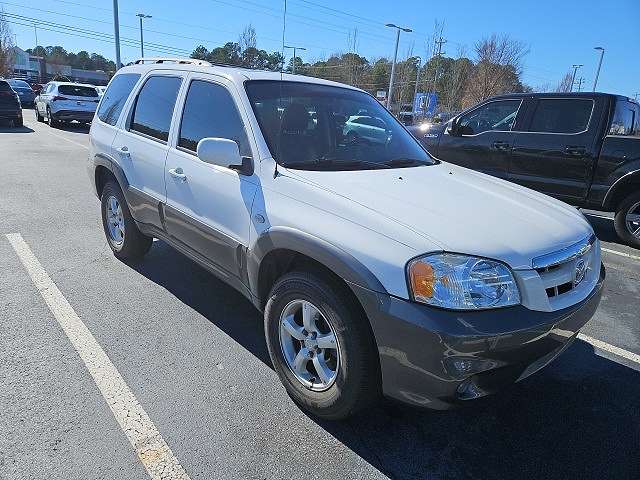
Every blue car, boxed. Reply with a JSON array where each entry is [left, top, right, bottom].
[[7, 79, 36, 107]]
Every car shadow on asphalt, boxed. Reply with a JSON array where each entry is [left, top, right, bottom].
[[54, 122, 91, 133], [584, 212, 621, 244], [0, 124, 35, 133], [131, 241, 640, 480]]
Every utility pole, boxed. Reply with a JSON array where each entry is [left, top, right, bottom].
[[34, 24, 38, 49], [385, 23, 412, 111], [576, 77, 584, 92], [284, 45, 306, 74], [113, 0, 121, 70], [136, 13, 152, 58], [428, 36, 446, 114], [593, 47, 605, 92], [570, 64, 583, 92]]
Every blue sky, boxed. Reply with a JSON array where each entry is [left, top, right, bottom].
[[5, 0, 639, 97]]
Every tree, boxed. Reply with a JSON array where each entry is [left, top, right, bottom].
[[191, 45, 209, 60], [556, 71, 573, 93], [0, 10, 15, 77], [239, 24, 256, 52]]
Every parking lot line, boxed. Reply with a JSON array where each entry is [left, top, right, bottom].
[[601, 247, 640, 262], [28, 120, 89, 150], [5, 233, 192, 480], [577, 333, 640, 366]]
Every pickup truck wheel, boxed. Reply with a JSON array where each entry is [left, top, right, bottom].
[[264, 271, 380, 420], [614, 192, 640, 249], [100, 181, 152, 260]]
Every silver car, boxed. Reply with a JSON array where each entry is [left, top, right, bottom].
[[35, 81, 99, 127], [6, 79, 36, 107]]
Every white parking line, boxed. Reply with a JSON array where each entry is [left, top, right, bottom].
[[27, 120, 89, 150], [601, 247, 640, 261], [577, 333, 640, 366], [5, 233, 191, 480]]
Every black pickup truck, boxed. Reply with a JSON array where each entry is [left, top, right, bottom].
[[410, 92, 640, 247]]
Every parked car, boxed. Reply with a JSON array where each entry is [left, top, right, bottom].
[[343, 115, 390, 144], [89, 58, 604, 420], [35, 81, 100, 127], [6, 79, 36, 107], [0, 80, 23, 127], [409, 92, 640, 248]]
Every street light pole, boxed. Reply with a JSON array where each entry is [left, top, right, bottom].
[[413, 56, 421, 118], [385, 23, 412, 111], [112, 0, 121, 69], [284, 45, 306, 74], [570, 64, 582, 92], [136, 13, 152, 59], [592, 47, 605, 92]]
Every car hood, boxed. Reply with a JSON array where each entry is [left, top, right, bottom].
[[284, 162, 593, 270]]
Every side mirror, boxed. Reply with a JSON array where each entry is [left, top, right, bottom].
[[447, 118, 459, 136], [196, 137, 252, 175]]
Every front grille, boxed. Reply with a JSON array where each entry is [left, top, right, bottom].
[[533, 235, 596, 299]]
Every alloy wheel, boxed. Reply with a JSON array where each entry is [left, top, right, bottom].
[[106, 195, 125, 246], [279, 299, 340, 391], [625, 201, 640, 239]]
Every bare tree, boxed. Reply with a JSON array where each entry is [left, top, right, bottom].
[[239, 24, 257, 52], [555, 71, 573, 92], [464, 34, 529, 106], [0, 10, 15, 77]]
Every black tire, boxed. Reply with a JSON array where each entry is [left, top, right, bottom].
[[35, 108, 44, 122], [614, 191, 640, 249], [46, 107, 58, 127], [13, 118, 23, 128], [100, 181, 152, 260], [264, 271, 380, 420]]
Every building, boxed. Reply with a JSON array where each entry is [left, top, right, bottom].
[[10, 46, 109, 85]]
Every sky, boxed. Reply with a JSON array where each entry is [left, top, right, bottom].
[[4, 0, 639, 97]]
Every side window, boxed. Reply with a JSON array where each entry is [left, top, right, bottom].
[[130, 76, 182, 142], [178, 80, 251, 157], [528, 99, 593, 134], [609, 101, 635, 136], [458, 100, 521, 135], [97, 74, 140, 126]]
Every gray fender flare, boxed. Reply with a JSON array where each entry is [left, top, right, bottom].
[[93, 153, 130, 197]]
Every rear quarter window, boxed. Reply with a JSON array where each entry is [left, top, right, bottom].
[[97, 73, 141, 126], [58, 85, 99, 97], [528, 98, 594, 134]]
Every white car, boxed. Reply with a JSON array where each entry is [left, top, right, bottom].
[[343, 114, 390, 144], [88, 58, 604, 420], [35, 81, 99, 126]]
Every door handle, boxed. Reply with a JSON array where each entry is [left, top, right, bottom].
[[564, 146, 587, 156], [492, 141, 511, 151], [117, 146, 130, 157], [168, 167, 187, 182]]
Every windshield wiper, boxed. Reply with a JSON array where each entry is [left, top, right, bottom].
[[383, 158, 427, 167], [316, 157, 391, 169]]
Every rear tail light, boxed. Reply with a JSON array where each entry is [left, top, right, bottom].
[[52, 96, 69, 101]]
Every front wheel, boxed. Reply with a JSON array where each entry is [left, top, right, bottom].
[[100, 181, 152, 260], [264, 271, 380, 420], [35, 108, 44, 122], [614, 192, 640, 249], [46, 107, 58, 127]]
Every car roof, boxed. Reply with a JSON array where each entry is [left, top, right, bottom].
[[116, 59, 365, 93], [487, 91, 636, 103]]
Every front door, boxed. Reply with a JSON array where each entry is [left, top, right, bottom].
[[164, 74, 258, 280], [111, 72, 184, 228], [509, 96, 604, 204], [435, 99, 523, 179]]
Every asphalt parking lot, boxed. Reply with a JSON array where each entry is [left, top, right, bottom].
[[1, 110, 639, 480]]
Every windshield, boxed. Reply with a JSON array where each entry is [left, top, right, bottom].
[[7, 80, 31, 89], [245, 80, 435, 171]]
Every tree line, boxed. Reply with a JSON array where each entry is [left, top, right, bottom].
[[25, 46, 116, 73]]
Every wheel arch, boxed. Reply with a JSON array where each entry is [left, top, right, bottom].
[[603, 167, 640, 212], [93, 153, 130, 199]]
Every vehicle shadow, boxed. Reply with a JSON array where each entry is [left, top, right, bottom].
[[583, 211, 620, 244], [132, 241, 640, 480], [0, 124, 35, 133], [55, 122, 91, 133]]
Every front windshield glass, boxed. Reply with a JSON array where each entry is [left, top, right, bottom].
[[245, 80, 435, 171]]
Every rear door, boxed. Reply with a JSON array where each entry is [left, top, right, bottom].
[[509, 96, 605, 204], [111, 72, 185, 229], [435, 98, 523, 179], [0, 81, 19, 113], [55, 84, 100, 114]]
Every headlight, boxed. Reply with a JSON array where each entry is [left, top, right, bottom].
[[407, 253, 520, 310]]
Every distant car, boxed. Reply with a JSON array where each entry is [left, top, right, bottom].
[[0, 80, 23, 127], [29, 82, 44, 95], [35, 81, 100, 127], [343, 115, 390, 144], [6, 79, 36, 107]]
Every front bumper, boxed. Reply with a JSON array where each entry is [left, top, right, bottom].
[[353, 264, 605, 409]]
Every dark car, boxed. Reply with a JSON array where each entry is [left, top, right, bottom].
[[0, 80, 23, 127], [409, 93, 640, 248], [6, 79, 36, 107]]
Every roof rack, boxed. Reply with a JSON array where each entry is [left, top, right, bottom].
[[133, 57, 212, 66]]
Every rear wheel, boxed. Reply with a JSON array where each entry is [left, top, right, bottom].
[[614, 192, 640, 249], [13, 118, 23, 128], [264, 271, 380, 420], [100, 181, 152, 260], [35, 108, 44, 122], [46, 107, 58, 127]]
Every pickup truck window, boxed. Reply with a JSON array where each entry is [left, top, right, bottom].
[[609, 100, 637, 136], [178, 80, 251, 157], [528, 98, 593, 134], [245, 80, 435, 171], [457, 100, 521, 135]]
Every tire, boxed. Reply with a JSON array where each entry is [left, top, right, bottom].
[[46, 107, 58, 127], [35, 107, 44, 122], [614, 191, 640, 249], [13, 118, 23, 128], [100, 181, 152, 260], [264, 271, 380, 420]]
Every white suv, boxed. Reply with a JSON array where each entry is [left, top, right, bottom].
[[89, 58, 604, 420], [35, 81, 99, 126]]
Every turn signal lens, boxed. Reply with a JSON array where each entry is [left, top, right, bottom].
[[407, 253, 520, 310]]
